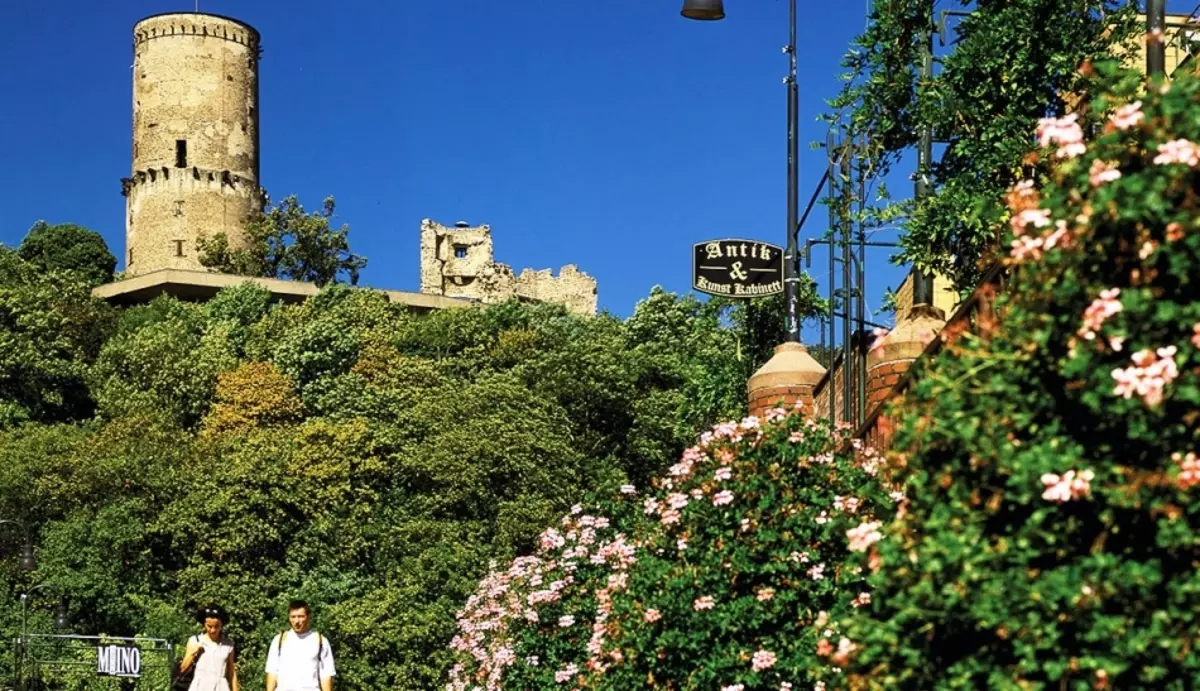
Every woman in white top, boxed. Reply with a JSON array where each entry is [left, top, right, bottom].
[[179, 604, 240, 691]]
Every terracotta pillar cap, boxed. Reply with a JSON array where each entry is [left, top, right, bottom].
[[747, 342, 827, 393]]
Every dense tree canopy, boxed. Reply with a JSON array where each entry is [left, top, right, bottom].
[[17, 221, 117, 287], [0, 242, 821, 688], [198, 194, 368, 286]]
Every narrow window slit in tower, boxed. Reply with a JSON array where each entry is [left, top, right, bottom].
[[175, 140, 188, 168], [174, 240, 185, 257]]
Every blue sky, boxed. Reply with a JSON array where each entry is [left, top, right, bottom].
[[0, 1, 1187, 340]]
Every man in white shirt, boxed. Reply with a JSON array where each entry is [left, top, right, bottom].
[[265, 600, 336, 691]]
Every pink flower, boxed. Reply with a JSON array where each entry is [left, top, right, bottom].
[[720, 686, 744, 691], [1089, 159, 1121, 187], [815, 638, 833, 657], [1154, 139, 1200, 166], [1036, 114, 1086, 159], [1139, 240, 1158, 259], [831, 637, 857, 666], [558, 615, 575, 628], [1077, 288, 1122, 342], [555, 662, 579, 683], [1167, 222, 1185, 242], [1192, 323, 1200, 349], [1112, 346, 1179, 406], [1041, 469, 1095, 503], [756, 587, 776, 602], [764, 406, 788, 423], [714, 466, 732, 482], [1173, 451, 1200, 490], [693, 595, 715, 611], [852, 591, 872, 608], [643, 608, 661, 623], [712, 490, 734, 506], [788, 431, 805, 443], [676, 537, 688, 551], [751, 649, 778, 672], [846, 520, 884, 552], [807, 563, 826, 580], [1110, 101, 1144, 130]]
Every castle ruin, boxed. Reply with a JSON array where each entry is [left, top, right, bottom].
[[420, 220, 598, 317], [99, 12, 598, 315]]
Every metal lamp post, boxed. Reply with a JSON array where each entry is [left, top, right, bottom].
[[0, 519, 38, 572], [681, 0, 804, 343]]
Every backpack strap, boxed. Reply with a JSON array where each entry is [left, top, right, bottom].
[[276, 631, 287, 655]]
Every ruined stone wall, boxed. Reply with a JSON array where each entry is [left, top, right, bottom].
[[419, 219, 598, 316], [124, 13, 261, 275]]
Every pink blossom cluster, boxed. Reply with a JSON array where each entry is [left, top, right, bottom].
[[1192, 323, 1200, 349], [846, 520, 883, 553], [1040, 469, 1095, 503], [1110, 101, 1144, 130], [446, 509, 636, 690], [451, 409, 889, 689], [1111, 346, 1179, 406], [1011, 218, 1072, 263], [1089, 159, 1122, 187], [1077, 288, 1123, 350], [1153, 139, 1200, 167], [1173, 451, 1200, 491], [1036, 114, 1086, 159]]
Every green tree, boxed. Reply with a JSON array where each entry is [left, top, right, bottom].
[[829, 0, 1138, 290], [0, 248, 116, 427], [17, 221, 118, 287], [198, 194, 367, 286]]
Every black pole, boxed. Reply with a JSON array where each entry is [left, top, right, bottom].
[[857, 141, 868, 425], [784, 0, 802, 342], [913, 4, 935, 306], [841, 142, 853, 423], [1148, 0, 1166, 77], [826, 132, 837, 424]]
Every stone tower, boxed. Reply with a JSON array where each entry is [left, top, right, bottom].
[[121, 12, 262, 276]]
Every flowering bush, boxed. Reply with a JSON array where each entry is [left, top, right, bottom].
[[837, 65, 1200, 689], [448, 410, 896, 689]]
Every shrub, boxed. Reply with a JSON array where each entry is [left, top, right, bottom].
[[448, 409, 898, 690], [837, 66, 1200, 689]]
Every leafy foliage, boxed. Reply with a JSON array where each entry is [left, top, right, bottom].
[[0, 247, 824, 688], [829, 0, 1138, 290], [198, 194, 367, 286], [838, 67, 1200, 689], [449, 410, 898, 690], [0, 247, 115, 427], [17, 221, 118, 287]]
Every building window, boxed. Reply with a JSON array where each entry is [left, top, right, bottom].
[[454, 245, 468, 259], [128, 249, 134, 266], [174, 240, 185, 257], [175, 140, 187, 168]]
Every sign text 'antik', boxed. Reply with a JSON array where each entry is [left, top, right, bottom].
[[692, 239, 784, 298]]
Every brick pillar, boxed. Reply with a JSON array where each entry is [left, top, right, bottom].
[[747, 342, 827, 417], [864, 303, 947, 417]]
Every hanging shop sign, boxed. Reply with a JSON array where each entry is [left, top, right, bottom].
[[692, 239, 784, 298]]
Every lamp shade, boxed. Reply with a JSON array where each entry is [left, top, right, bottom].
[[681, 0, 725, 20], [20, 541, 36, 572], [54, 601, 69, 630]]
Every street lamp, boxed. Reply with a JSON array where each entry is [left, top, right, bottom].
[[21, 583, 70, 639], [681, 0, 804, 343], [681, 0, 724, 21], [0, 519, 38, 572]]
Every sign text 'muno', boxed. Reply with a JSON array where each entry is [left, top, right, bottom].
[[692, 239, 784, 298], [97, 644, 142, 678]]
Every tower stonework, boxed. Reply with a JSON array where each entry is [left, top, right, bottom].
[[122, 13, 262, 276], [419, 219, 599, 316]]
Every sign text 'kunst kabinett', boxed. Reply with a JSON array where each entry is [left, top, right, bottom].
[[692, 239, 784, 298]]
